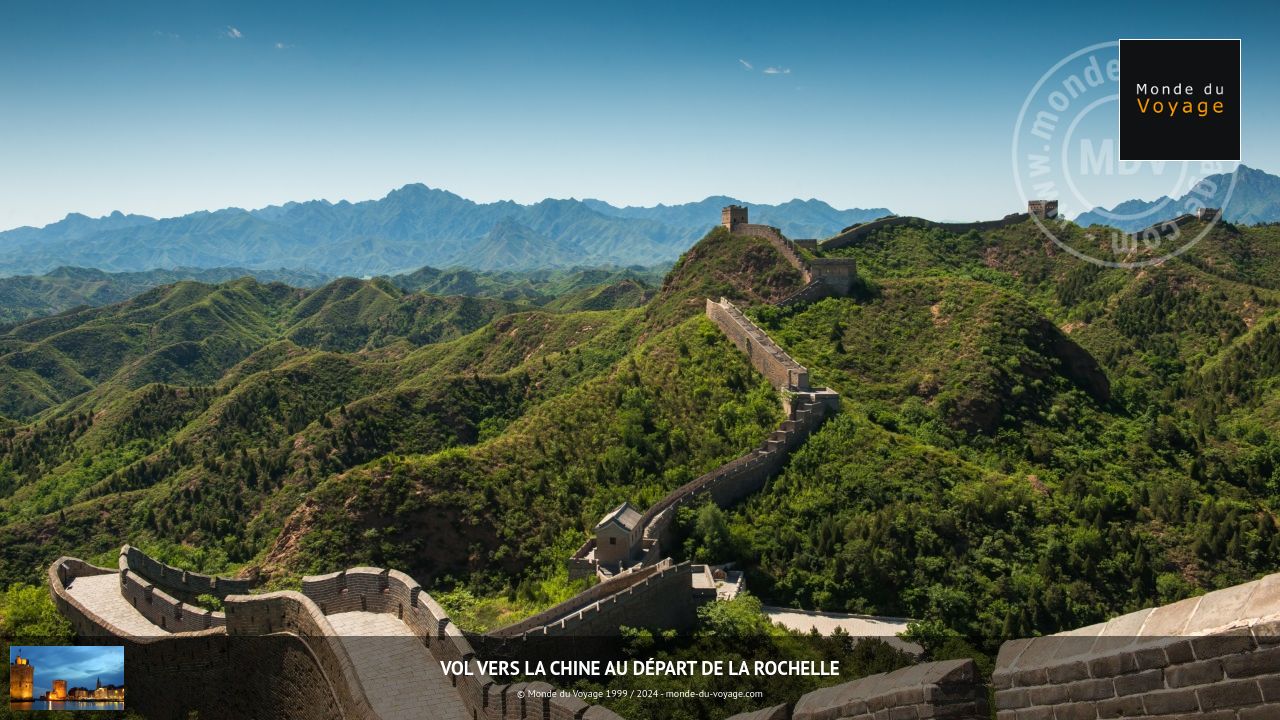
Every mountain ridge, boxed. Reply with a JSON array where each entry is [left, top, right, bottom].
[[1076, 164, 1280, 230], [0, 187, 890, 277]]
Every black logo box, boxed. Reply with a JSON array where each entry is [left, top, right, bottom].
[[1119, 39, 1240, 161]]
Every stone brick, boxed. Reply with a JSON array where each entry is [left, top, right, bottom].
[[1132, 643, 1173, 670], [1239, 705, 1280, 720], [1139, 595, 1201, 637], [1066, 677, 1114, 703], [1087, 650, 1138, 678], [1046, 660, 1090, 684], [1185, 580, 1260, 634], [1053, 701, 1098, 720], [1257, 673, 1280, 702], [1026, 683, 1070, 706], [1164, 657, 1223, 688], [1196, 678, 1264, 710], [1096, 693, 1145, 718], [1240, 573, 1280, 621], [1223, 646, 1280, 679], [994, 688, 1027, 711], [1140, 688, 1200, 715], [1252, 619, 1280, 646], [1112, 668, 1164, 696], [1191, 627, 1258, 660], [1012, 668, 1049, 688]]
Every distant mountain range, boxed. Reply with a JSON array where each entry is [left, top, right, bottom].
[[0, 188, 889, 277], [0, 263, 670, 326], [1076, 164, 1280, 231]]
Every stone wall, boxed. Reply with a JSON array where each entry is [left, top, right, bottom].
[[635, 396, 828, 555], [775, 280, 833, 308], [807, 258, 858, 295], [296, 565, 634, 720], [707, 297, 810, 391], [567, 299, 837, 581], [48, 557, 135, 640], [722, 660, 989, 720], [52, 545, 1280, 720], [731, 223, 814, 282], [48, 555, 354, 720], [119, 562, 225, 632], [225, 589, 380, 720], [821, 213, 1030, 250], [994, 571, 1280, 719], [730, 222, 859, 301], [493, 562, 668, 637], [510, 562, 714, 638], [125, 632, 348, 720], [1131, 213, 1196, 242], [120, 543, 254, 602]]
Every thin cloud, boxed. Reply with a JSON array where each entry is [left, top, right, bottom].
[[738, 58, 753, 70], [225, 26, 243, 39], [153, 30, 180, 40], [763, 67, 791, 75], [274, 42, 293, 50]]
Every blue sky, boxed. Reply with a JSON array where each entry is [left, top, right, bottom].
[[9, 645, 125, 693], [1, 0, 1277, 229]]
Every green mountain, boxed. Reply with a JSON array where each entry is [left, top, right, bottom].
[[0, 266, 332, 326], [706, 218, 1280, 647], [0, 263, 669, 328], [0, 217, 1277, 661]]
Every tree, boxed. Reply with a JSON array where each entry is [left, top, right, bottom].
[[0, 583, 73, 643]]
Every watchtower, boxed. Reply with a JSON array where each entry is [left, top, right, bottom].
[[1027, 200, 1059, 219], [722, 204, 748, 230], [594, 502, 643, 565]]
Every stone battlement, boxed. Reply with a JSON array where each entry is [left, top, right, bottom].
[[119, 544, 255, 602], [707, 297, 810, 391], [569, 298, 837, 580], [993, 572, 1280, 719], [721, 206, 858, 301], [50, 549, 1280, 720]]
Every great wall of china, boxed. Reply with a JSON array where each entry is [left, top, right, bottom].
[[44, 205, 1280, 719]]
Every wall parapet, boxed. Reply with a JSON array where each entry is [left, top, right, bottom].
[[493, 561, 668, 637], [509, 561, 712, 638], [727, 219, 858, 300], [993, 571, 1280, 719], [224, 590, 380, 720], [720, 660, 989, 720], [707, 297, 810, 391], [119, 564, 226, 633], [730, 223, 813, 282], [119, 544, 254, 601]]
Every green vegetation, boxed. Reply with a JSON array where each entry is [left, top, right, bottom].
[[0, 232, 785, 607], [0, 217, 1277, 714], [677, 220, 1280, 653], [0, 582, 73, 643]]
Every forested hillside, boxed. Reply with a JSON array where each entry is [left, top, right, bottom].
[[1, 219, 1277, 656], [686, 219, 1280, 651]]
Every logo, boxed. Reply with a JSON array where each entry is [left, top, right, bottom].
[[1012, 42, 1238, 268]]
